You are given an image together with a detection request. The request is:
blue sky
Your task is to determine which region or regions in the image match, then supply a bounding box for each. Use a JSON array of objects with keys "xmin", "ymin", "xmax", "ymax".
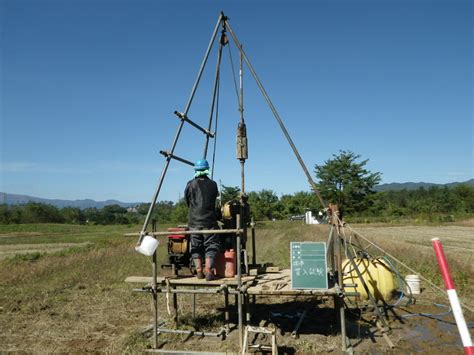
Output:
[{"xmin": 1, "ymin": 0, "xmax": 472, "ymax": 202}]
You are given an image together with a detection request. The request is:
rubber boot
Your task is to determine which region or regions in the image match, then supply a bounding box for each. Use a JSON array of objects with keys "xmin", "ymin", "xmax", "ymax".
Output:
[
  {"xmin": 194, "ymin": 258, "xmax": 204, "ymax": 279},
  {"xmin": 205, "ymin": 256, "xmax": 217, "ymax": 281}
]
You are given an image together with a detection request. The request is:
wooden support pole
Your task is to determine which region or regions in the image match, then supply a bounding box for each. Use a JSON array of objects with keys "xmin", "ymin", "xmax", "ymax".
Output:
[{"xmin": 376, "ymin": 320, "xmax": 395, "ymax": 349}]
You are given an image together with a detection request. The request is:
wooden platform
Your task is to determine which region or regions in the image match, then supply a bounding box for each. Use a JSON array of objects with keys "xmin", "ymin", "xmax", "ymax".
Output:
[
  {"xmin": 246, "ymin": 269, "xmax": 337, "ymax": 296},
  {"xmin": 125, "ymin": 275, "xmax": 255, "ymax": 287},
  {"xmin": 125, "ymin": 269, "xmax": 337, "ymax": 295}
]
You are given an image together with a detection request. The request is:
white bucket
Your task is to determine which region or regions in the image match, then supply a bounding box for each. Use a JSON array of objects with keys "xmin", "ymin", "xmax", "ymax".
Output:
[
  {"xmin": 135, "ymin": 235, "xmax": 159, "ymax": 256},
  {"xmin": 405, "ymin": 274, "xmax": 421, "ymax": 295}
]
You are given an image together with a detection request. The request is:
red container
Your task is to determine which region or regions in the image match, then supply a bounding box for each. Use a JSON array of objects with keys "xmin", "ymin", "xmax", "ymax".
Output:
[
  {"xmin": 215, "ymin": 251, "xmax": 226, "ymax": 277},
  {"xmin": 224, "ymin": 249, "xmax": 236, "ymax": 278},
  {"xmin": 215, "ymin": 250, "xmax": 236, "ymax": 278}
]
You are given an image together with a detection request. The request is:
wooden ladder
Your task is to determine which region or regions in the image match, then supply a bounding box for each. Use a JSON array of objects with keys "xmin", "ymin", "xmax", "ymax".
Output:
[{"xmin": 242, "ymin": 325, "xmax": 277, "ymax": 355}]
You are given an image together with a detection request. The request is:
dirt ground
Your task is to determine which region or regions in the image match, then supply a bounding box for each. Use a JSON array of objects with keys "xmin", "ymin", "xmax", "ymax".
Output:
[
  {"xmin": 143, "ymin": 293, "xmax": 471, "ymax": 354},
  {"xmin": 0, "ymin": 222, "xmax": 472, "ymax": 353},
  {"xmin": 352, "ymin": 224, "xmax": 474, "ymax": 264}
]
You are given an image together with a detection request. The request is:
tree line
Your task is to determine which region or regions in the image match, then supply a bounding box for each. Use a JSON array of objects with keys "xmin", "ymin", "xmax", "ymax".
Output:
[
  {"xmin": 0, "ymin": 184, "xmax": 472, "ymax": 225},
  {"xmin": 1, "ymin": 151, "xmax": 472, "ymax": 225}
]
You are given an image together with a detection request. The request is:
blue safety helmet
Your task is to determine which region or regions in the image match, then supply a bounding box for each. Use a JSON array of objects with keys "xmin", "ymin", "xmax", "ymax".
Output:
[{"xmin": 194, "ymin": 159, "xmax": 209, "ymax": 171}]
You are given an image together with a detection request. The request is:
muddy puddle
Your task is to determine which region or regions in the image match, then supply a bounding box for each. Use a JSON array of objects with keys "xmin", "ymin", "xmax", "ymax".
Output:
[{"xmin": 387, "ymin": 303, "xmax": 471, "ymax": 354}]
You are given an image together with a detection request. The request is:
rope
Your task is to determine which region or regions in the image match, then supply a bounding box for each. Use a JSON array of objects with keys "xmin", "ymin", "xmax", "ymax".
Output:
[
  {"xmin": 203, "ymin": 41, "xmax": 223, "ymax": 160},
  {"xmin": 341, "ymin": 225, "xmax": 358, "ymax": 261},
  {"xmin": 342, "ymin": 221, "xmax": 474, "ymax": 314}
]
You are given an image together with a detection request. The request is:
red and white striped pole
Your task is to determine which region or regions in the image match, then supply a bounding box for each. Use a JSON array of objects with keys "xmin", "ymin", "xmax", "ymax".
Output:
[{"xmin": 432, "ymin": 237, "xmax": 473, "ymax": 355}]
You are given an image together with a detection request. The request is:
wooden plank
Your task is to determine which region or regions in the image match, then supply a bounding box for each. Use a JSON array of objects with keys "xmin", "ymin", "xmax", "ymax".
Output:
[
  {"xmin": 145, "ymin": 350, "xmax": 227, "ymax": 354},
  {"xmin": 125, "ymin": 275, "xmax": 255, "ymax": 286},
  {"xmin": 257, "ymin": 269, "xmax": 290, "ymax": 279},
  {"xmin": 126, "ymin": 270, "xmax": 339, "ymax": 296},
  {"xmin": 246, "ymin": 287, "xmax": 337, "ymax": 296},
  {"xmin": 249, "ymin": 269, "xmax": 258, "ymax": 276},
  {"xmin": 249, "ymin": 266, "xmax": 280, "ymax": 276},
  {"xmin": 168, "ymin": 275, "xmax": 255, "ymax": 286},
  {"xmin": 244, "ymin": 268, "xmax": 337, "ymax": 295}
]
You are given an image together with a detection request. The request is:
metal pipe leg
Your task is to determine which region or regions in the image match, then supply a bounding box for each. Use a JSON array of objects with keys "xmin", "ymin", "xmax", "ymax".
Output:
[
  {"xmin": 339, "ymin": 297, "xmax": 347, "ymax": 352},
  {"xmin": 152, "ymin": 251, "xmax": 158, "ymax": 348},
  {"xmin": 224, "ymin": 289, "xmax": 230, "ymax": 333},
  {"xmin": 237, "ymin": 291, "xmax": 243, "ymax": 347},
  {"xmin": 192, "ymin": 287, "xmax": 196, "ymax": 318},
  {"xmin": 173, "ymin": 286, "xmax": 178, "ymax": 328},
  {"xmin": 138, "ymin": 13, "xmax": 224, "ymax": 239},
  {"xmin": 236, "ymin": 214, "xmax": 243, "ymax": 349},
  {"xmin": 251, "ymin": 217, "xmax": 256, "ymax": 265},
  {"xmin": 245, "ymin": 294, "xmax": 251, "ymax": 323}
]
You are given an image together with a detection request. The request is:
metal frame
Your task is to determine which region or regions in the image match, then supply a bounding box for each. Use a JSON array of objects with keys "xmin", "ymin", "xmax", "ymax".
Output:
[{"xmin": 128, "ymin": 12, "xmax": 394, "ymax": 353}]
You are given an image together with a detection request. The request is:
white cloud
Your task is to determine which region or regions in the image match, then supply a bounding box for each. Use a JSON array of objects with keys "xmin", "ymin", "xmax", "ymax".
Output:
[
  {"xmin": 0, "ymin": 160, "xmax": 182, "ymax": 175},
  {"xmin": 0, "ymin": 162, "xmax": 93, "ymax": 174},
  {"xmin": 0, "ymin": 162, "xmax": 40, "ymax": 173}
]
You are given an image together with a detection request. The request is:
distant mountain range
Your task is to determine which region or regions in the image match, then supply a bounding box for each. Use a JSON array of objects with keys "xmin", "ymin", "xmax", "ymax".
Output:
[
  {"xmin": 0, "ymin": 193, "xmax": 141, "ymax": 209},
  {"xmin": 1, "ymin": 179, "xmax": 473, "ymax": 208},
  {"xmin": 374, "ymin": 179, "xmax": 474, "ymax": 192}
]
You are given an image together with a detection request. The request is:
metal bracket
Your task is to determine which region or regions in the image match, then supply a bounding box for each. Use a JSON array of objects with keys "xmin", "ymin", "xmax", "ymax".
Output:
[
  {"xmin": 174, "ymin": 111, "xmax": 215, "ymax": 137},
  {"xmin": 159, "ymin": 150, "xmax": 194, "ymax": 166}
]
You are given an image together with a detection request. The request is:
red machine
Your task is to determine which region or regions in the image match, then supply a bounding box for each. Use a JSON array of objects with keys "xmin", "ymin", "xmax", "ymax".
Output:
[{"xmin": 165, "ymin": 227, "xmax": 191, "ymax": 273}]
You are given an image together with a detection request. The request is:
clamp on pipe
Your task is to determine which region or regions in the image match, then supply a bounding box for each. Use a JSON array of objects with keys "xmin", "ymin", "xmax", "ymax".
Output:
[
  {"xmin": 173, "ymin": 111, "xmax": 215, "ymax": 138},
  {"xmin": 334, "ymin": 283, "xmax": 344, "ymax": 298},
  {"xmin": 218, "ymin": 284, "xmax": 228, "ymax": 294},
  {"xmin": 240, "ymin": 284, "xmax": 251, "ymax": 294}
]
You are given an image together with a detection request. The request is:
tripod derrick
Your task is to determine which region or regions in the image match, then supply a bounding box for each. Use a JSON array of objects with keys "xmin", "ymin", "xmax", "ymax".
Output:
[{"xmin": 125, "ymin": 12, "xmax": 401, "ymax": 353}]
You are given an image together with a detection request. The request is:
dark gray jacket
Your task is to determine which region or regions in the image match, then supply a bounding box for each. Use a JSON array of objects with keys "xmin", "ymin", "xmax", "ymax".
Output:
[{"xmin": 185, "ymin": 176, "xmax": 218, "ymax": 228}]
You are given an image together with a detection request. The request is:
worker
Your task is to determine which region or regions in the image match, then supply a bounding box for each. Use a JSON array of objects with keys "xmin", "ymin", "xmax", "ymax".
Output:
[{"xmin": 185, "ymin": 159, "xmax": 220, "ymax": 281}]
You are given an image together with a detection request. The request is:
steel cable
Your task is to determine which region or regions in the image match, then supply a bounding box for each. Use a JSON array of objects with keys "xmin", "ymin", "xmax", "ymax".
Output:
[
  {"xmin": 227, "ymin": 42, "xmax": 241, "ymax": 109},
  {"xmin": 211, "ymin": 76, "xmax": 220, "ymax": 180},
  {"xmin": 342, "ymin": 219, "xmax": 474, "ymax": 314}
]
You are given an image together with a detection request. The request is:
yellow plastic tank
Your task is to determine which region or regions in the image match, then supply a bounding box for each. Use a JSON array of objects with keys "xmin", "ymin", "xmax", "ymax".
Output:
[{"xmin": 342, "ymin": 258, "xmax": 395, "ymax": 302}]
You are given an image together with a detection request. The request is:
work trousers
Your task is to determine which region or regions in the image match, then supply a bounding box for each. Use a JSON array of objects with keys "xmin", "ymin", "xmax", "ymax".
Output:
[{"xmin": 189, "ymin": 226, "xmax": 220, "ymax": 262}]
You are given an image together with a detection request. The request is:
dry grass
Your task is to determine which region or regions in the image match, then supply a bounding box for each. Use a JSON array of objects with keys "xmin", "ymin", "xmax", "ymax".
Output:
[
  {"xmin": 0, "ymin": 224, "xmax": 154, "ymax": 352},
  {"xmin": 0, "ymin": 242, "xmax": 91, "ymax": 260},
  {"xmin": 350, "ymin": 225, "xmax": 474, "ymax": 296},
  {"xmin": 451, "ymin": 218, "xmax": 474, "ymax": 227},
  {"xmin": 254, "ymin": 221, "xmax": 330, "ymax": 268},
  {"xmin": 0, "ymin": 221, "xmax": 472, "ymax": 352}
]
